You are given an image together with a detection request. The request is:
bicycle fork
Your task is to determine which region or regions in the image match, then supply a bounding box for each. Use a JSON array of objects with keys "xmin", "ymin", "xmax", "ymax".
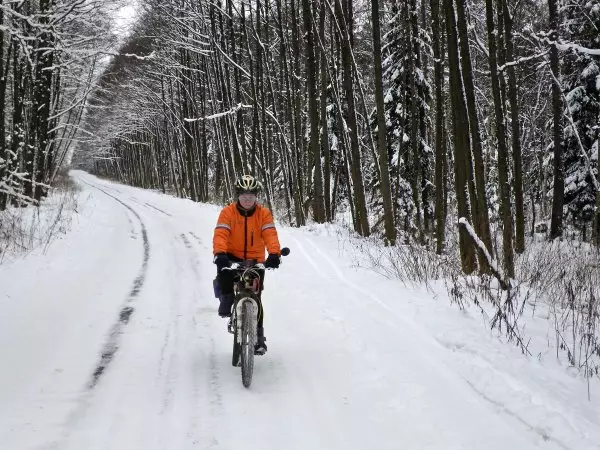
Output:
[{"xmin": 228, "ymin": 296, "xmax": 259, "ymax": 341}]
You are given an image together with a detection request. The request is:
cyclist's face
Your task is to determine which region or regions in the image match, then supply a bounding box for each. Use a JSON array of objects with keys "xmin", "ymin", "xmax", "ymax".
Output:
[{"xmin": 238, "ymin": 193, "xmax": 257, "ymax": 210}]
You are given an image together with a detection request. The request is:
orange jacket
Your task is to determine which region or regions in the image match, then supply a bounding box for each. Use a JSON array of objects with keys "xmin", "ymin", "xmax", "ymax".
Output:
[{"xmin": 213, "ymin": 202, "xmax": 281, "ymax": 262}]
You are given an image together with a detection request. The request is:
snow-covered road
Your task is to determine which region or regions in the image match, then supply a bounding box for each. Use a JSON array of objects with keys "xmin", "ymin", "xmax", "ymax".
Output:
[{"xmin": 1, "ymin": 172, "xmax": 598, "ymax": 450}]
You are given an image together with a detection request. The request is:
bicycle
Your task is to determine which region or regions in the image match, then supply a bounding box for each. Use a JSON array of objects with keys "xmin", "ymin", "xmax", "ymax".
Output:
[{"xmin": 222, "ymin": 247, "xmax": 290, "ymax": 388}]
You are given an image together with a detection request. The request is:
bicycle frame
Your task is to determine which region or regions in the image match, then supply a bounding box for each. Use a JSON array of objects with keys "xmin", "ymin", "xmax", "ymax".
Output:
[{"xmin": 225, "ymin": 262, "xmax": 264, "ymax": 341}]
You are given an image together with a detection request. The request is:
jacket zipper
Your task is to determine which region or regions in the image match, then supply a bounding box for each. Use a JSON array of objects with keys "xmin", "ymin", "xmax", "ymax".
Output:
[
  {"xmin": 251, "ymin": 231, "xmax": 254, "ymax": 247},
  {"xmin": 244, "ymin": 215, "xmax": 248, "ymax": 260}
]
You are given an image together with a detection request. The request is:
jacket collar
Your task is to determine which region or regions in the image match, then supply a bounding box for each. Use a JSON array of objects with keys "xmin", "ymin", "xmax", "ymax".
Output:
[{"xmin": 236, "ymin": 201, "xmax": 257, "ymax": 217}]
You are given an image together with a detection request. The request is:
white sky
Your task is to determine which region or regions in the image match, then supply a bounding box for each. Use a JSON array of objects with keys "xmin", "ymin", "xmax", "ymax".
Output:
[{"xmin": 114, "ymin": 1, "xmax": 139, "ymax": 37}]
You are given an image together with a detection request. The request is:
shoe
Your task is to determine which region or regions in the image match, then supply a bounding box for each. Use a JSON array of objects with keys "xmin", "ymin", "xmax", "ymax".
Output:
[
  {"xmin": 218, "ymin": 294, "xmax": 234, "ymax": 317},
  {"xmin": 255, "ymin": 327, "xmax": 267, "ymax": 355}
]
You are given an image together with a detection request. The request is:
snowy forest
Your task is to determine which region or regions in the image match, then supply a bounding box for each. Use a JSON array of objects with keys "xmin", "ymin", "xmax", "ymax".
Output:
[
  {"xmin": 4, "ymin": 1, "xmax": 600, "ymax": 444},
  {"xmin": 74, "ymin": 0, "xmax": 600, "ymax": 271},
  {"xmin": 1, "ymin": 0, "xmax": 600, "ymax": 377}
]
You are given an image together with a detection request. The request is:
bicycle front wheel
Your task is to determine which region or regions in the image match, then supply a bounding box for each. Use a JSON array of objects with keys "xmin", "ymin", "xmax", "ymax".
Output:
[{"xmin": 240, "ymin": 299, "xmax": 257, "ymax": 388}]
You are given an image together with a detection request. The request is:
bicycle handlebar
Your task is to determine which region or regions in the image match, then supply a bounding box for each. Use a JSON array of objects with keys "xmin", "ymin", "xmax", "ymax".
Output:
[
  {"xmin": 220, "ymin": 246, "xmax": 290, "ymax": 272},
  {"xmin": 223, "ymin": 262, "xmax": 265, "ymax": 271}
]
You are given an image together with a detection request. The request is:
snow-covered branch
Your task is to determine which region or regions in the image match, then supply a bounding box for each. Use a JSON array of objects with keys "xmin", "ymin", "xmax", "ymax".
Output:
[
  {"xmin": 184, "ymin": 104, "xmax": 253, "ymax": 122},
  {"xmin": 458, "ymin": 218, "xmax": 509, "ymax": 290}
]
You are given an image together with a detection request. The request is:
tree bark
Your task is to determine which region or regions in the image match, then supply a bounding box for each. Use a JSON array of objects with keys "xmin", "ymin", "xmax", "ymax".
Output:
[
  {"xmin": 303, "ymin": 0, "xmax": 326, "ymax": 222},
  {"xmin": 319, "ymin": 2, "xmax": 332, "ymax": 221},
  {"xmin": 444, "ymin": 0, "xmax": 477, "ymax": 273},
  {"xmin": 334, "ymin": 0, "xmax": 370, "ymax": 236},
  {"xmin": 408, "ymin": 0, "xmax": 423, "ymax": 242},
  {"xmin": 500, "ymin": 0, "xmax": 525, "ymax": 253},
  {"xmin": 548, "ymin": 0, "xmax": 564, "ymax": 240},
  {"xmin": 486, "ymin": 0, "xmax": 515, "ymax": 278},
  {"xmin": 431, "ymin": 0, "xmax": 446, "ymax": 253},
  {"xmin": 455, "ymin": 0, "xmax": 493, "ymax": 271},
  {"xmin": 372, "ymin": 0, "xmax": 396, "ymax": 244}
]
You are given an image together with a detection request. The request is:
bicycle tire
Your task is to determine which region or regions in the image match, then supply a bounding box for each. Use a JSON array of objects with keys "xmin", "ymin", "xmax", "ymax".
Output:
[{"xmin": 240, "ymin": 299, "xmax": 256, "ymax": 388}]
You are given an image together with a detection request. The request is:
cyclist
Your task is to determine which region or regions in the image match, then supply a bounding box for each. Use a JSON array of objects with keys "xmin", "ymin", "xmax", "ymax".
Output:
[{"xmin": 212, "ymin": 175, "xmax": 281, "ymax": 355}]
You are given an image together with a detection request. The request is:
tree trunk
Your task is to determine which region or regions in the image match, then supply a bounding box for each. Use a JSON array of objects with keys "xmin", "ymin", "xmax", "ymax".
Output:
[
  {"xmin": 444, "ymin": 0, "xmax": 477, "ymax": 273},
  {"xmin": 303, "ymin": 0, "xmax": 326, "ymax": 222},
  {"xmin": 290, "ymin": 0, "xmax": 306, "ymax": 224},
  {"xmin": 593, "ymin": 192, "xmax": 600, "ymax": 247},
  {"xmin": 486, "ymin": 0, "xmax": 515, "ymax": 278},
  {"xmin": 431, "ymin": 0, "xmax": 445, "ymax": 254},
  {"xmin": 334, "ymin": 0, "xmax": 370, "ymax": 236},
  {"xmin": 35, "ymin": 0, "xmax": 57, "ymax": 200},
  {"xmin": 372, "ymin": 0, "xmax": 396, "ymax": 245},
  {"xmin": 501, "ymin": 0, "xmax": 525, "ymax": 253},
  {"xmin": 0, "ymin": 2, "xmax": 7, "ymax": 210},
  {"xmin": 455, "ymin": 0, "xmax": 493, "ymax": 271},
  {"xmin": 548, "ymin": 0, "xmax": 564, "ymax": 240},
  {"xmin": 319, "ymin": 2, "xmax": 332, "ymax": 222},
  {"xmin": 408, "ymin": 0, "xmax": 423, "ymax": 242}
]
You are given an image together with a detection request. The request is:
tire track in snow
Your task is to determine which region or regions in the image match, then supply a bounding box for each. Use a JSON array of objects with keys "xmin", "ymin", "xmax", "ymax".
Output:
[
  {"xmin": 462, "ymin": 379, "xmax": 571, "ymax": 450},
  {"xmin": 181, "ymin": 231, "xmax": 224, "ymax": 413},
  {"xmin": 176, "ymin": 230, "xmax": 224, "ymax": 445},
  {"xmin": 85, "ymin": 181, "xmax": 172, "ymax": 218},
  {"xmin": 179, "ymin": 233, "xmax": 192, "ymax": 249},
  {"xmin": 188, "ymin": 231, "xmax": 208, "ymax": 250},
  {"xmin": 127, "ymin": 195, "xmax": 172, "ymax": 218},
  {"xmin": 176, "ymin": 233, "xmax": 209, "ymax": 446},
  {"xmin": 143, "ymin": 202, "xmax": 172, "ymax": 217},
  {"xmin": 80, "ymin": 180, "xmax": 151, "ymax": 389}
]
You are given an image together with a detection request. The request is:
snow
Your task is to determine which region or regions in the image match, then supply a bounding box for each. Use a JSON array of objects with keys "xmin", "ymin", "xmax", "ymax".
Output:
[
  {"xmin": 581, "ymin": 62, "xmax": 599, "ymax": 81},
  {"xmin": 556, "ymin": 42, "xmax": 600, "ymax": 56},
  {"xmin": 184, "ymin": 104, "xmax": 252, "ymax": 122},
  {"xmin": 1, "ymin": 171, "xmax": 599, "ymax": 450},
  {"xmin": 566, "ymin": 180, "xmax": 579, "ymax": 195},
  {"xmin": 565, "ymin": 86, "xmax": 585, "ymax": 115},
  {"xmin": 415, "ymin": 68, "xmax": 425, "ymax": 85},
  {"xmin": 384, "ymin": 90, "xmax": 393, "ymax": 104}
]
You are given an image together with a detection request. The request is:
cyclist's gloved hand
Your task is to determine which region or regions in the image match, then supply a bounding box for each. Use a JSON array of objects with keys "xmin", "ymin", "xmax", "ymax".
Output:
[
  {"xmin": 214, "ymin": 253, "xmax": 231, "ymax": 270},
  {"xmin": 264, "ymin": 253, "xmax": 280, "ymax": 269}
]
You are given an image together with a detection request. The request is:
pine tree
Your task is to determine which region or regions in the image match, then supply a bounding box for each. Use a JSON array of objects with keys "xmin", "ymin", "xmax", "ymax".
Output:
[
  {"xmin": 561, "ymin": 0, "xmax": 600, "ymax": 238},
  {"xmin": 382, "ymin": 1, "xmax": 431, "ymax": 237}
]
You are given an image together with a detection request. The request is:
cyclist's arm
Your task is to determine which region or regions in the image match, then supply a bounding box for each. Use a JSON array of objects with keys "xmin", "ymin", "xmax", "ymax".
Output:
[
  {"xmin": 261, "ymin": 208, "xmax": 281, "ymax": 255},
  {"xmin": 213, "ymin": 208, "xmax": 232, "ymax": 255}
]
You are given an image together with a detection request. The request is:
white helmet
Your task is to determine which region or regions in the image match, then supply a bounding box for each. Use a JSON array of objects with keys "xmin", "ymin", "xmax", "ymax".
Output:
[{"xmin": 234, "ymin": 174, "xmax": 262, "ymax": 194}]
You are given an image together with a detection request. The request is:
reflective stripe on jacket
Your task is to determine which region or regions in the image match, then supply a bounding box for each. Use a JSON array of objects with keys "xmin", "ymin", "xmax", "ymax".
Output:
[{"xmin": 213, "ymin": 202, "xmax": 281, "ymax": 262}]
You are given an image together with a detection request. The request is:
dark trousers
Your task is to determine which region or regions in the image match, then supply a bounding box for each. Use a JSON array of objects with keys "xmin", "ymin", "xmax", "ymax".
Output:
[{"xmin": 217, "ymin": 254, "xmax": 265, "ymax": 328}]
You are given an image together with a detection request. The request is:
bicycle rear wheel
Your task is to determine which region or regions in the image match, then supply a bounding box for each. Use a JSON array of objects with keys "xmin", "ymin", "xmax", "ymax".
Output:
[{"xmin": 240, "ymin": 300, "xmax": 256, "ymax": 388}]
